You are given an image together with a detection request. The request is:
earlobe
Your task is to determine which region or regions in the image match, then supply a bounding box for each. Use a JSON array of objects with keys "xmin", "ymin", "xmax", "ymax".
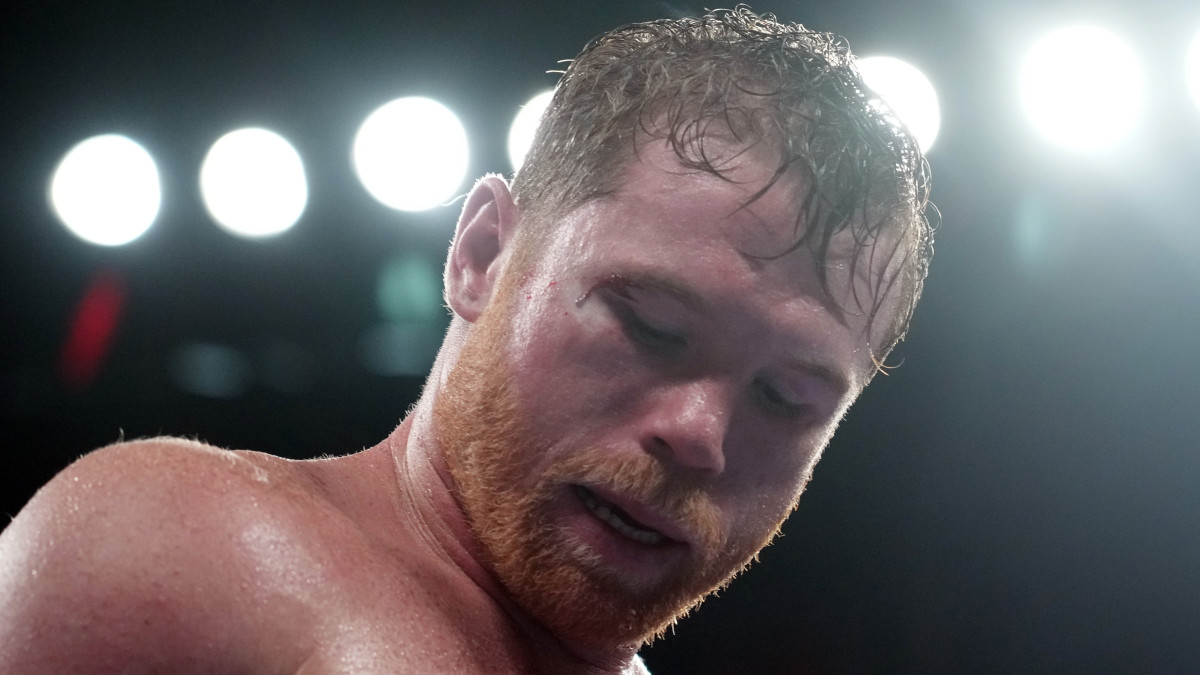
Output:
[{"xmin": 445, "ymin": 175, "xmax": 518, "ymax": 323}]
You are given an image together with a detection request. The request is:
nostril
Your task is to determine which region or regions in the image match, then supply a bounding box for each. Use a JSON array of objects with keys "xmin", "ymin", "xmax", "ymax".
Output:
[
  {"xmin": 643, "ymin": 433, "xmax": 725, "ymax": 476},
  {"xmin": 644, "ymin": 435, "xmax": 673, "ymax": 460}
]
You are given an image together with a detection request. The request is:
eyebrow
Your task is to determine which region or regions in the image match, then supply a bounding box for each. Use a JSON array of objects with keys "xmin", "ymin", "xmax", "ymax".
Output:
[
  {"xmin": 584, "ymin": 269, "xmax": 855, "ymax": 396},
  {"xmin": 580, "ymin": 270, "xmax": 708, "ymax": 312},
  {"xmin": 783, "ymin": 353, "xmax": 852, "ymax": 398}
]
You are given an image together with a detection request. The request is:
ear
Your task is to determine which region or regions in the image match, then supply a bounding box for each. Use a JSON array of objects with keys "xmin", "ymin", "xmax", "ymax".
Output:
[{"xmin": 445, "ymin": 175, "xmax": 519, "ymax": 323}]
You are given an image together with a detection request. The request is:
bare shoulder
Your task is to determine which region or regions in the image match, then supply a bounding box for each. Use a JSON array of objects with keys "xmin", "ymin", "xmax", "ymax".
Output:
[{"xmin": 0, "ymin": 437, "xmax": 322, "ymax": 673}]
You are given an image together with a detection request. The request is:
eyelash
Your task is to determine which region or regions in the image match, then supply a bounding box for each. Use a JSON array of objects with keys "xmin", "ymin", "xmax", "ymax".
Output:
[
  {"xmin": 604, "ymin": 292, "xmax": 812, "ymax": 421},
  {"xmin": 753, "ymin": 377, "xmax": 809, "ymax": 419},
  {"xmin": 609, "ymin": 299, "xmax": 687, "ymax": 352}
]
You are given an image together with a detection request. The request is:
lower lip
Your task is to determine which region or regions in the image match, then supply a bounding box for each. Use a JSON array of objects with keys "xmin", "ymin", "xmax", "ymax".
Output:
[{"xmin": 564, "ymin": 485, "xmax": 687, "ymax": 582}]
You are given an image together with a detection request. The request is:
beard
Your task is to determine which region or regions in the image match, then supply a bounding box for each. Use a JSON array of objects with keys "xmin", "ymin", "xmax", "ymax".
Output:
[{"xmin": 432, "ymin": 279, "xmax": 789, "ymax": 647}]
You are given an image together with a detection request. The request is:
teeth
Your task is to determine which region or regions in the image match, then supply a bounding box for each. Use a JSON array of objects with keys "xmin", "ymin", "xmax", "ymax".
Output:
[{"xmin": 577, "ymin": 487, "xmax": 666, "ymax": 546}]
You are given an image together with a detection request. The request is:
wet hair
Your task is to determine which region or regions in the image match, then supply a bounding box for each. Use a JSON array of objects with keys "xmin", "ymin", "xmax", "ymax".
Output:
[{"xmin": 510, "ymin": 5, "xmax": 935, "ymax": 361}]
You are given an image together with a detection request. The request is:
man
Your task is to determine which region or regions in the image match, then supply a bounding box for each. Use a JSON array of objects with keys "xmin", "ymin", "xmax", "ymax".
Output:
[{"xmin": 0, "ymin": 7, "xmax": 932, "ymax": 674}]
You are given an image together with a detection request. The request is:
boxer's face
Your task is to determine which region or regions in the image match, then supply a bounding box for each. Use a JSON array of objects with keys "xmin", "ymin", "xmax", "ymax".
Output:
[{"xmin": 437, "ymin": 137, "xmax": 887, "ymax": 647}]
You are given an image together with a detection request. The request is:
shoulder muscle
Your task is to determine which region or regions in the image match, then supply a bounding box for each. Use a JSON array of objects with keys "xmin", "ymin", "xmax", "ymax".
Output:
[{"xmin": 0, "ymin": 437, "xmax": 312, "ymax": 673}]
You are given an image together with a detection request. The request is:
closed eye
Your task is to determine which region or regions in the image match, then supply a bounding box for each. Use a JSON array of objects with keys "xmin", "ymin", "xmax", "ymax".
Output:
[
  {"xmin": 607, "ymin": 298, "xmax": 687, "ymax": 352},
  {"xmin": 752, "ymin": 377, "xmax": 810, "ymax": 419}
]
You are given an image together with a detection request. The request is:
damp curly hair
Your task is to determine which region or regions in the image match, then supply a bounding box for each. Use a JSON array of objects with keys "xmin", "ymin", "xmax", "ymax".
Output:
[{"xmin": 511, "ymin": 5, "xmax": 935, "ymax": 361}]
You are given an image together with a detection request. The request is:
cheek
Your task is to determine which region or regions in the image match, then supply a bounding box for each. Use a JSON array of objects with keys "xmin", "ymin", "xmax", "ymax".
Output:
[
  {"xmin": 721, "ymin": 424, "xmax": 828, "ymax": 523},
  {"xmin": 501, "ymin": 299, "xmax": 642, "ymax": 440},
  {"xmin": 746, "ymin": 452, "xmax": 813, "ymax": 502},
  {"xmin": 513, "ymin": 280, "xmax": 644, "ymax": 380},
  {"xmin": 724, "ymin": 468, "xmax": 809, "ymax": 542}
]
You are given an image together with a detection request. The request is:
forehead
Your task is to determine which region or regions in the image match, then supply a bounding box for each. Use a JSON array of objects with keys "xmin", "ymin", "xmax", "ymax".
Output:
[
  {"xmin": 569, "ymin": 138, "xmax": 874, "ymax": 307},
  {"xmin": 533, "ymin": 138, "xmax": 894, "ymax": 380}
]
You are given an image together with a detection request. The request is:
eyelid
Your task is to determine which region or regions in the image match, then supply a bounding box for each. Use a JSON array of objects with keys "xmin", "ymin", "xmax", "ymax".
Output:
[
  {"xmin": 753, "ymin": 376, "xmax": 808, "ymax": 417},
  {"xmin": 602, "ymin": 288, "xmax": 688, "ymax": 350}
]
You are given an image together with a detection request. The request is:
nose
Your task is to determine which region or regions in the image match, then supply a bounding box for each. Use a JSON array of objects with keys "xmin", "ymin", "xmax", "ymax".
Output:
[{"xmin": 640, "ymin": 378, "xmax": 732, "ymax": 476}]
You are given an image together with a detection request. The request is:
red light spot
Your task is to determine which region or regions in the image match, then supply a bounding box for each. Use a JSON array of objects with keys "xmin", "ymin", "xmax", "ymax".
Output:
[{"xmin": 59, "ymin": 270, "xmax": 126, "ymax": 389}]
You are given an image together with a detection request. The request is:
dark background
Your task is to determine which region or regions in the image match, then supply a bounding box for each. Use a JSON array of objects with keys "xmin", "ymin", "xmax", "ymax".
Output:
[{"xmin": 4, "ymin": 0, "xmax": 1200, "ymax": 672}]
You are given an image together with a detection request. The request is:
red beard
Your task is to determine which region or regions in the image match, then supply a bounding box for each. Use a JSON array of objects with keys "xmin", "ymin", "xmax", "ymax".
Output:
[{"xmin": 432, "ymin": 283, "xmax": 785, "ymax": 647}]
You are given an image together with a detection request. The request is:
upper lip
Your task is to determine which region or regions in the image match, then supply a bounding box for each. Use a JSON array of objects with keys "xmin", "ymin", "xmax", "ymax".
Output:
[{"xmin": 577, "ymin": 483, "xmax": 692, "ymax": 547}]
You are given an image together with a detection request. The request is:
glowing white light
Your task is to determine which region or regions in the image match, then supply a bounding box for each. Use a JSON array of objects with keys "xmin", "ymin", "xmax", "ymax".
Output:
[
  {"xmin": 50, "ymin": 134, "xmax": 161, "ymax": 246},
  {"xmin": 1019, "ymin": 25, "xmax": 1143, "ymax": 151},
  {"xmin": 858, "ymin": 56, "xmax": 941, "ymax": 153},
  {"xmin": 353, "ymin": 97, "xmax": 469, "ymax": 212},
  {"xmin": 200, "ymin": 128, "xmax": 308, "ymax": 238},
  {"xmin": 508, "ymin": 90, "xmax": 554, "ymax": 171},
  {"xmin": 1186, "ymin": 29, "xmax": 1200, "ymax": 113}
]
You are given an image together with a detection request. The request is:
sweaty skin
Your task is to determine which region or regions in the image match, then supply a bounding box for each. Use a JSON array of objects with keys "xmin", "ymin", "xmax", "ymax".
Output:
[{"xmin": 0, "ymin": 139, "xmax": 885, "ymax": 674}]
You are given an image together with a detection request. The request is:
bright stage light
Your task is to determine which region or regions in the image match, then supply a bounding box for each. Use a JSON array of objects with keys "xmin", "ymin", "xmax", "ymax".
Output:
[
  {"xmin": 857, "ymin": 56, "xmax": 941, "ymax": 153},
  {"xmin": 200, "ymin": 128, "xmax": 307, "ymax": 238},
  {"xmin": 50, "ymin": 134, "xmax": 161, "ymax": 246},
  {"xmin": 353, "ymin": 97, "xmax": 469, "ymax": 212},
  {"xmin": 1187, "ymin": 29, "xmax": 1200, "ymax": 113},
  {"xmin": 508, "ymin": 90, "xmax": 554, "ymax": 171},
  {"xmin": 1019, "ymin": 25, "xmax": 1143, "ymax": 151}
]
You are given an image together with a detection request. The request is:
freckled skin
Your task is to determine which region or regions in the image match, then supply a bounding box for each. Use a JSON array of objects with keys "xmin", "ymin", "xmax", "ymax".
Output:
[{"xmin": 0, "ymin": 139, "xmax": 889, "ymax": 674}]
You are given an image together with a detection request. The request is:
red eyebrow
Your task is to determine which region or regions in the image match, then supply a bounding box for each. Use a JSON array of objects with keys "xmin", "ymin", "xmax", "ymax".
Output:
[{"xmin": 577, "ymin": 271, "xmax": 707, "ymax": 310}]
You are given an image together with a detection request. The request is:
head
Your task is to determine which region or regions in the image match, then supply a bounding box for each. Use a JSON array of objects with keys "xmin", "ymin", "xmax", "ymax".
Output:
[
  {"xmin": 512, "ymin": 5, "xmax": 933, "ymax": 360},
  {"xmin": 432, "ymin": 6, "xmax": 934, "ymax": 652}
]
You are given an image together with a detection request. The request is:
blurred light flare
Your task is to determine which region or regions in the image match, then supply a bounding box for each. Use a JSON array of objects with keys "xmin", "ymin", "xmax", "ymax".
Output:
[
  {"xmin": 359, "ymin": 322, "xmax": 441, "ymax": 376},
  {"xmin": 168, "ymin": 342, "xmax": 251, "ymax": 399},
  {"xmin": 1187, "ymin": 29, "xmax": 1200, "ymax": 113},
  {"xmin": 857, "ymin": 56, "xmax": 941, "ymax": 153},
  {"xmin": 58, "ymin": 270, "xmax": 127, "ymax": 389},
  {"xmin": 508, "ymin": 90, "xmax": 554, "ymax": 171},
  {"xmin": 376, "ymin": 254, "xmax": 443, "ymax": 323},
  {"xmin": 353, "ymin": 97, "xmax": 469, "ymax": 212},
  {"xmin": 50, "ymin": 134, "xmax": 161, "ymax": 246},
  {"xmin": 200, "ymin": 128, "xmax": 308, "ymax": 238},
  {"xmin": 1019, "ymin": 25, "xmax": 1144, "ymax": 151}
]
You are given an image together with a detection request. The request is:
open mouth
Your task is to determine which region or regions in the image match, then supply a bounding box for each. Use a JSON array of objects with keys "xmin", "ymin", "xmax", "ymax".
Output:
[{"xmin": 572, "ymin": 484, "xmax": 668, "ymax": 546}]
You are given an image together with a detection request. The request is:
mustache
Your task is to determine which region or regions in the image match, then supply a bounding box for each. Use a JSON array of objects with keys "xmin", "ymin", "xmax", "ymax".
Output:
[{"xmin": 543, "ymin": 450, "xmax": 727, "ymax": 554}]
